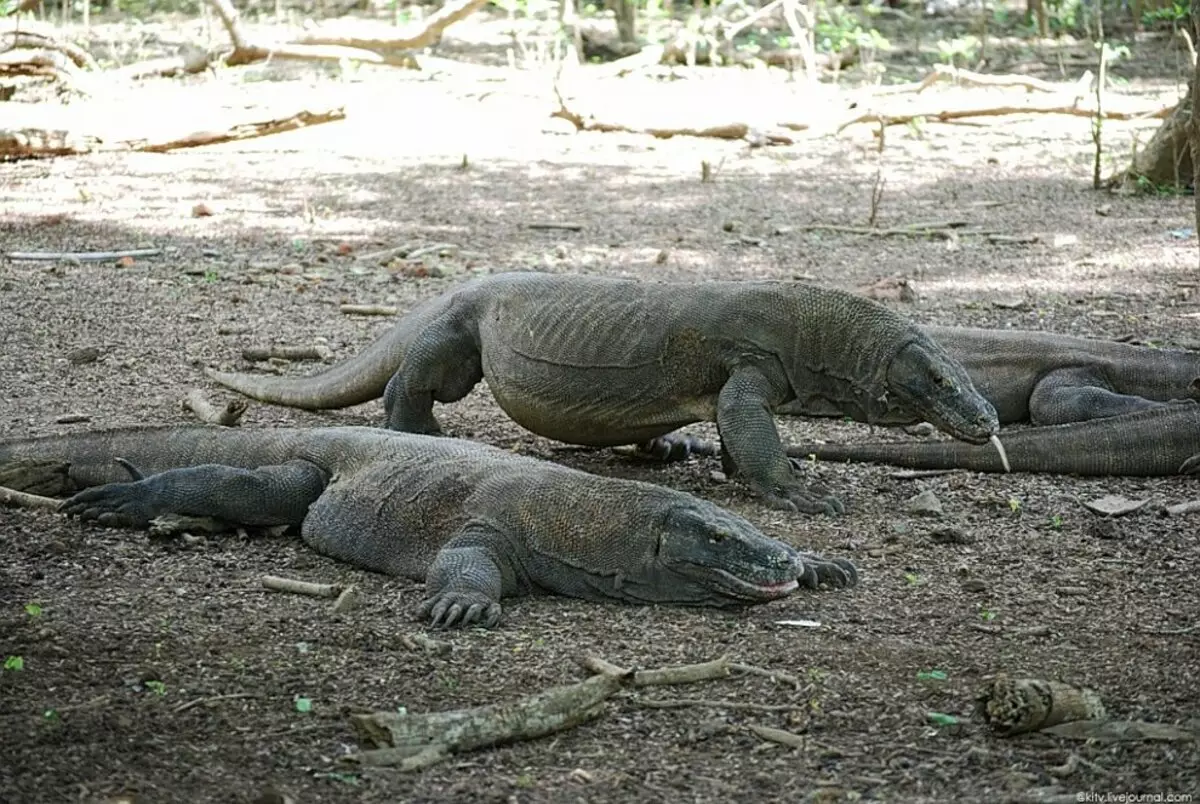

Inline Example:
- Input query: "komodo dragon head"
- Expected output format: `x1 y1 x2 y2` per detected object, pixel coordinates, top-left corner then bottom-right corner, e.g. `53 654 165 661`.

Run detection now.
613 500 857 607
882 338 1000 445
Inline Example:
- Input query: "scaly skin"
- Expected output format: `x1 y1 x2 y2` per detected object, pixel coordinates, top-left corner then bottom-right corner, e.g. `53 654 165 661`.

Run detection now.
778 326 1200 426
786 404 1200 476
0 426 858 628
205 273 999 515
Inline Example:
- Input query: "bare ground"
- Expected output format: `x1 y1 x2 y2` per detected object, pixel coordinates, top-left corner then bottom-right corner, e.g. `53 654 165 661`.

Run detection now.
1 18 1199 803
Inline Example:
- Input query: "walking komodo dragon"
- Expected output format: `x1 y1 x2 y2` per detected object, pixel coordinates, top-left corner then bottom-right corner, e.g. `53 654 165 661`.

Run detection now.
0 426 858 628
205 273 1001 514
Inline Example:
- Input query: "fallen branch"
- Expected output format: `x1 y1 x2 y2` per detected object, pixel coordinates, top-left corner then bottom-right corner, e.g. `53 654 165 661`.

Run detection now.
1165 499 1200 516
0 485 62 512
552 102 793 146
5 248 161 262
525 222 583 232
0 29 98 71
729 662 803 690
241 344 333 363
351 655 734 771
976 675 1105 736
291 0 489 51
119 107 347 154
837 99 1172 133
634 697 802 712
794 223 978 240
182 389 247 426
340 303 398 316
910 64 1084 95
747 723 808 748
261 575 339 598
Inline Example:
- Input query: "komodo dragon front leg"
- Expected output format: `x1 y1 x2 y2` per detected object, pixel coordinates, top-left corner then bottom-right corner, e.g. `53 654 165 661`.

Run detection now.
1030 367 1200 425
380 318 484 434
717 365 844 515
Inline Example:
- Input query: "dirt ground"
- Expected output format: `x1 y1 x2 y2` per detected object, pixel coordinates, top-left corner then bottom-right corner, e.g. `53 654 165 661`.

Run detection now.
2 12 1200 803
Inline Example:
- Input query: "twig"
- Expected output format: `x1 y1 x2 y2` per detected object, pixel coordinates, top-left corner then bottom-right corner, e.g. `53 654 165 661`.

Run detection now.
987 233 1041 245
182 389 247 427
729 662 803 690
794 223 970 240
1165 500 1200 516
330 584 361 614
524 222 584 232
173 692 256 713
400 633 452 655
241 344 333 363
54 413 91 424
837 101 1172 133
890 468 963 479
356 243 423 264
746 724 808 749
261 575 339 598
5 248 161 262
0 485 61 511
633 697 803 712
1142 623 1199 635
576 654 731 686
340 304 398 316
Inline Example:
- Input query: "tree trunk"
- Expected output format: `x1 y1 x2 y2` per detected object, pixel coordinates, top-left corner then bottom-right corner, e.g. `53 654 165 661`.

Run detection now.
1114 89 1192 190
1190 2 1200 267
612 0 636 45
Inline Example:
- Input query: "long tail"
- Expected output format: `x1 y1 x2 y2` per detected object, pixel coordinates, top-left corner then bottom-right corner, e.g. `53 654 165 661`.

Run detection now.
0 426 314 492
205 287 459 410
786 405 1200 477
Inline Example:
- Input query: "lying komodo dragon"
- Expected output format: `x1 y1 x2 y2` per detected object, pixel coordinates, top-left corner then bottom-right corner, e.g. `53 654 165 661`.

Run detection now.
205 272 1000 514
786 404 1200 476
778 326 1200 426
0 426 858 628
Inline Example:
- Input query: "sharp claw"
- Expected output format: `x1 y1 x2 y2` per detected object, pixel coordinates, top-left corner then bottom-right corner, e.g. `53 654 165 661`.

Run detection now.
464 603 484 625
484 604 502 628
428 599 450 627
797 562 819 589
442 604 464 628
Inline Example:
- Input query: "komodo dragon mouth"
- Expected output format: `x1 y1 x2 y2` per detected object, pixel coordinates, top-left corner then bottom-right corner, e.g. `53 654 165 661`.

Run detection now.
708 570 799 600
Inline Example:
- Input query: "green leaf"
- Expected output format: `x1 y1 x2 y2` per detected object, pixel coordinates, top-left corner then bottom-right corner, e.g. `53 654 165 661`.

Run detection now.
927 712 959 726
312 771 360 786
145 680 167 696
917 670 948 681
4 656 24 671
295 696 313 713
24 603 42 617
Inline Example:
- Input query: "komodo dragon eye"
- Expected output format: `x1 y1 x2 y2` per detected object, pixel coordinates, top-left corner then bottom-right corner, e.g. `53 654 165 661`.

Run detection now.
710 530 729 543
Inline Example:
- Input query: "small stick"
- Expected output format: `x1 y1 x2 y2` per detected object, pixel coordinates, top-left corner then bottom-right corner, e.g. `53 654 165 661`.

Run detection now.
54 413 91 424
634 697 803 712
241 344 333 363
261 575 339 598
890 469 963 479
524 222 583 232
794 224 963 240
340 304 398 316
356 242 423 264
746 724 808 749
1165 500 1200 516
0 485 62 511
575 655 731 686
4 248 162 262
172 692 256 713
729 662 803 690
330 584 361 614
401 633 452 655
183 389 247 426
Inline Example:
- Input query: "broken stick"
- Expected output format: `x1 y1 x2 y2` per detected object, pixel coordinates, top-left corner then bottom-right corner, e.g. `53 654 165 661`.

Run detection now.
340 304 398 316
261 575 339 598
241 344 333 363
0 485 62 512
5 248 162 262
183 389 247 426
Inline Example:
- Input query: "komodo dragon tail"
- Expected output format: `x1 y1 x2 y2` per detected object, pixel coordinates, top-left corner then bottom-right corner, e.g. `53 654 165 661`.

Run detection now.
0 426 313 491
204 287 458 410
786 404 1200 477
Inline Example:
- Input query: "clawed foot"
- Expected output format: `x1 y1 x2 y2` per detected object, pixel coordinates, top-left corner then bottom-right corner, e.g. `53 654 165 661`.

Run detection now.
637 434 718 463
60 482 154 528
795 554 858 589
419 590 503 629
1181 454 1200 475
754 479 845 516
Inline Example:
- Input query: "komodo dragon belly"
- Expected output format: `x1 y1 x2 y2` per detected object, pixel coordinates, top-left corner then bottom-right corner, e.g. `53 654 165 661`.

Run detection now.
479 296 723 446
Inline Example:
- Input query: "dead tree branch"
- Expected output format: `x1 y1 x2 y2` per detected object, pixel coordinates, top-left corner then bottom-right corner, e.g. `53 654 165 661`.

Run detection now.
1 28 98 70
0 485 62 512
292 0 489 51
182 389 247 426
838 100 1171 133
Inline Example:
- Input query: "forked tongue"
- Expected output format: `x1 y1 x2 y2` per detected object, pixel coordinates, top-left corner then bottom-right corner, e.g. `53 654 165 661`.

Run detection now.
989 434 1011 473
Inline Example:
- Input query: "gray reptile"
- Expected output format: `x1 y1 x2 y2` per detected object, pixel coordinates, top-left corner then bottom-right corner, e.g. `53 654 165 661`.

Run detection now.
0 426 858 627
205 272 1000 514
778 326 1200 426
786 404 1200 476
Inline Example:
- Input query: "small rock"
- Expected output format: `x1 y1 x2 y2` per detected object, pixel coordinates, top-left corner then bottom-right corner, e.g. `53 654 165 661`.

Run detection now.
1082 494 1149 517
191 202 215 217
907 489 943 517
928 526 974 544
709 470 728 483
67 346 101 365
904 422 936 437
991 298 1030 311
1056 586 1088 597
1095 203 1112 216
1087 519 1124 540
960 578 988 593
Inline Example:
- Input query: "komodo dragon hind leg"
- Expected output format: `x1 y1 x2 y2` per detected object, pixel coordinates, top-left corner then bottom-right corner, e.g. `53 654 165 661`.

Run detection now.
1029 368 1172 425
716 366 844 515
0 458 73 497
60 460 328 529
380 322 484 434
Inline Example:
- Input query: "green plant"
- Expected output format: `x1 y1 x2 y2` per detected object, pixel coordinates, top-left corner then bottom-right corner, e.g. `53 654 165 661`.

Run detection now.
294 695 313 713
1008 497 1023 513
917 670 948 681
3 656 24 671
935 35 980 67
927 711 959 726
904 572 924 586
1142 1 1189 28
979 607 997 621
1049 514 1063 530
24 603 42 617
145 680 167 695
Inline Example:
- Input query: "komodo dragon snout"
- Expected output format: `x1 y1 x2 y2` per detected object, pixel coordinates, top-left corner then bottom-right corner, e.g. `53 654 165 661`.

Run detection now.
646 503 858 606
885 341 999 444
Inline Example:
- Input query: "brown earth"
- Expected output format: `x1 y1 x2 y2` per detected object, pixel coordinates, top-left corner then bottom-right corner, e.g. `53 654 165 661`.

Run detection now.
1 14 1199 804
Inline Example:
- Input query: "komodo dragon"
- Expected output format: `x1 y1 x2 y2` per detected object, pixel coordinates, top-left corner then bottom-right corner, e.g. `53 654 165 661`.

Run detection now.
777 326 1200 426
0 426 858 628
786 404 1200 476
204 272 1000 514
